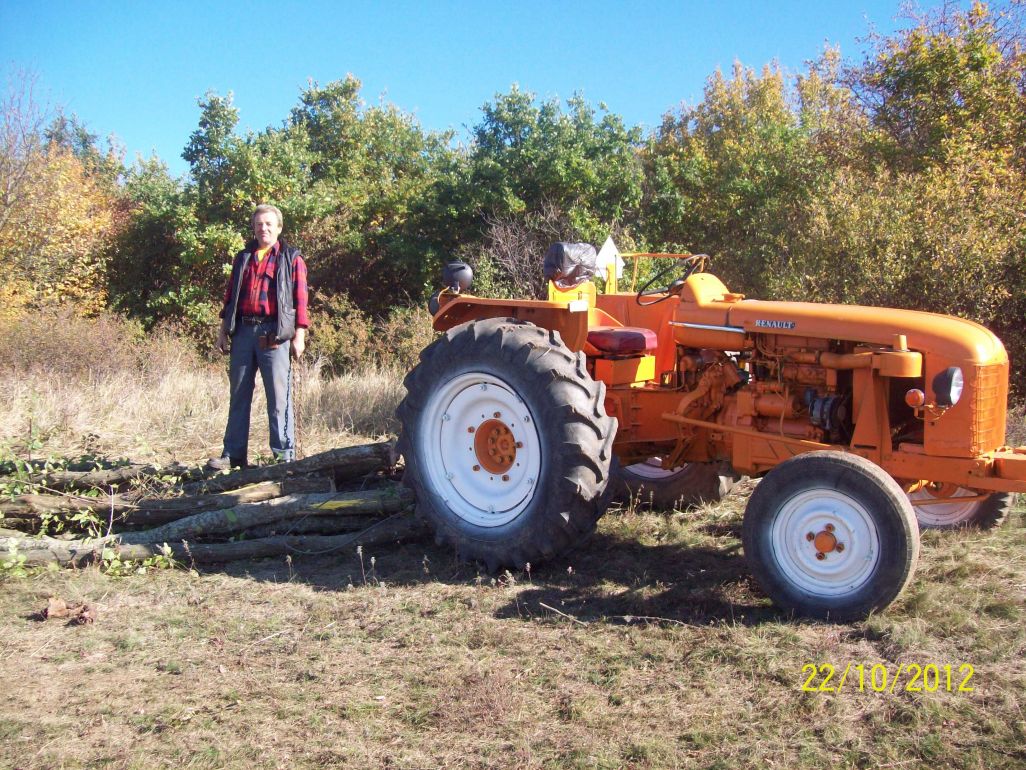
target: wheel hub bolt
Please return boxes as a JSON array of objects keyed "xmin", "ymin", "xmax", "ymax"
[
  {"xmin": 816, "ymin": 552, "xmax": 826, "ymax": 560},
  {"xmin": 835, "ymin": 543, "xmax": 845, "ymax": 552},
  {"xmin": 468, "ymin": 427, "xmax": 475, "ymax": 433},
  {"xmin": 494, "ymin": 412, "xmax": 501, "ymax": 418},
  {"xmin": 502, "ymin": 475, "xmax": 510, "ymax": 482},
  {"xmin": 825, "ymin": 523, "xmax": 835, "ymax": 532},
  {"xmin": 473, "ymin": 465, "xmax": 480, "ymax": 472},
  {"xmin": 805, "ymin": 532, "xmax": 815, "ymax": 541}
]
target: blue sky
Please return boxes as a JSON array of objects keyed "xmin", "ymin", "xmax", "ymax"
[{"xmin": 2, "ymin": 1, "xmax": 922, "ymax": 177}]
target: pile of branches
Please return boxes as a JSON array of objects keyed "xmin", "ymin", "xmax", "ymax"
[{"xmin": 0, "ymin": 442, "xmax": 426, "ymax": 568}]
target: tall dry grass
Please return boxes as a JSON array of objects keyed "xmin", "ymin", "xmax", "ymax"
[
  {"xmin": 3, "ymin": 308, "xmax": 1024, "ymax": 465},
  {"xmin": 0, "ymin": 310, "xmax": 405, "ymax": 464}
]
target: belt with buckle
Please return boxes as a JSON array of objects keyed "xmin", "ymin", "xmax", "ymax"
[{"xmin": 241, "ymin": 315, "xmax": 276, "ymax": 325}]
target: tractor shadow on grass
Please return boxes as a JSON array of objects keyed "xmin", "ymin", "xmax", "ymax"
[
  {"xmin": 221, "ymin": 516, "xmax": 780, "ymax": 627},
  {"xmin": 488, "ymin": 530, "xmax": 777, "ymax": 627}
]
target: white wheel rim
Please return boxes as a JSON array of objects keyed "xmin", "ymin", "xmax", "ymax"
[
  {"xmin": 769, "ymin": 488, "xmax": 881, "ymax": 598},
  {"xmin": 909, "ymin": 486, "xmax": 982, "ymax": 527},
  {"xmin": 419, "ymin": 371, "xmax": 542, "ymax": 528},
  {"xmin": 624, "ymin": 457, "xmax": 687, "ymax": 480}
]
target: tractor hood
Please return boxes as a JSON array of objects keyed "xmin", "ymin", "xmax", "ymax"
[
  {"xmin": 676, "ymin": 273, "xmax": 1007, "ymax": 367},
  {"xmin": 729, "ymin": 300, "xmax": 1007, "ymax": 367}
]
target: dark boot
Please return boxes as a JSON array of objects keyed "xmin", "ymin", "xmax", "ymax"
[{"xmin": 206, "ymin": 456, "xmax": 246, "ymax": 471}]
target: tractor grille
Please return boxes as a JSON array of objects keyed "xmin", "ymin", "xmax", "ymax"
[{"xmin": 970, "ymin": 362, "xmax": 1007, "ymax": 453}]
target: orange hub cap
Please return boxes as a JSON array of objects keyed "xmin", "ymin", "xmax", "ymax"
[
  {"xmin": 813, "ymin": 530, "xmax": 838, "ymax": 554},
  {"xmin": 474, "ymin": 418, "xmax": 517, "ymax": 474}
]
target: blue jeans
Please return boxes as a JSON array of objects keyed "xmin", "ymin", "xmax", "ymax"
[{"xmin": 223, "ymin": 321, "xmax": 294, "ymax": 462}]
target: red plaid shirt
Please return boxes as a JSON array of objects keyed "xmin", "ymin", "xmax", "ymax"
[{"xmin": 221, "ymin": 240, "xmax": 309, "ymax": 327}]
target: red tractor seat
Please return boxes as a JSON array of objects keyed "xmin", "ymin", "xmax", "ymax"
[{"xmin": 587, "ymin": 326, "xmax": 658, "ymax": 355}]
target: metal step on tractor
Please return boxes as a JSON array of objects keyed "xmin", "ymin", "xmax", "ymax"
[{"xmin": 396, "ymin": 241, "xmax": 1026, "ymax": 621}]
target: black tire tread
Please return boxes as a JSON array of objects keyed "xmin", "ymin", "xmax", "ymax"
[
  {"xmin": 397, "ymin": 317, "xmax": 616, "ymax": 570},
  {"xmin": 616, "ymin": 460, "xmax": 739, "ymax": 510},
  {"xmin": 914, "ymin": 491, "xmax": 1016, "ymax": 531},
  {"xmin": 741, "ymin": 450, "xmax": 920, "ymax": 622},
  {"xmin": 976, "ymin": 493, "xmax": 1016, "ymax": 529}
]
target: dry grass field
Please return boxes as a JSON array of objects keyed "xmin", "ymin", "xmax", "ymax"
[
  {"xmin": 2, "ymin": 491, "xmax": 1023, "ymax": 769},
  {"xmin": 2, "ymin": 316, "xmax": 1025, "ymax": 769}
]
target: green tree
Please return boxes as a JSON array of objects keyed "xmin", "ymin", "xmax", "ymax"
[
  {"xmin": 466, "ymin": 86, "xmax": 644, "ymax": 241},
  {"xmin": 642, "ymin": 62, "xmax": 829, "ymax": 295},
  {"xmin": 45, "ymin": 112, "xmax": 124, "ymax": 192},
  {"xmin": 287, "ymin": 76, "xmax": 458, "ymax": 310},
  {"xmin": 853, "ymin": 1, "xmax": 1025, "ymax": 172}
]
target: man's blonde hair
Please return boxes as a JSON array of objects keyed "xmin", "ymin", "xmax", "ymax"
[{"xmin": 251, "ymin": 203, "xmax": 283, "ymax": 228}]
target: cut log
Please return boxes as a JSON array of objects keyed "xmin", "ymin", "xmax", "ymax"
[
  {"xmin": 0, "ymin": 533, "xmax": 75, "ymax": 551},
  {"xmin": 27, "ymin": 462, "xmax": 216, "ymax": 493},
  {"xmin": 184, "ymin": 442, "xmax": 395, "ymax": 495},
  {"xmin": 0, "ymin": 476, "xmax": 335, "ymax": 527},
  {"xmin": 1, "ymin": 487, "xmax": 415, "ymax": 555},
  {"xmin": 0, "ymin": 516, "xmax": 41, "ymax": 532},
  {"xmin": 118, "ymin": 486, "xmax": 413, "ymax": 546},
  {"xmin": 240, "ymin": 514, "xmax": 382, "ymax": 539},
  {"xmin": 12, "ymin": 514, "xmax": 429, "ymax": 567},
  {"xmin": 1, "ymin": 493, "xmax": 127, "ymax": 519},
  {"xmin": 127, "ymin": 476, "xmax": 335, "ymax": 526},
  {"xmin": 0, "ymin": 457, "xmax": 129, "ymax": 476}
]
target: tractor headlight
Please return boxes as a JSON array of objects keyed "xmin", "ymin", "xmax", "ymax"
[{"xmin": 932, "ymin": 366, "xmax": 964, "ymax": 407}]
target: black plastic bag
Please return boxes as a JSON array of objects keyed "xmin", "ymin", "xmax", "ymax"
[{"xmin": 543, "ymin": 242, "xmax": 597, "ymax": 289}]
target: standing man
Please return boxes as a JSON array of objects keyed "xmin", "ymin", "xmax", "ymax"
[{"xmin": 209, "ymin": 204, "xmax": 309, "ymax": 470}]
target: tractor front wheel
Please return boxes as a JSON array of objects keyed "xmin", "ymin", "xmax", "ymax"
[
  {"xmin": 742, "ymin": 451, "xmax": 920, "ymax": 622},
  {"xmin": 397, "ymin": 317, "xmax": 617, "ymax": 571}
]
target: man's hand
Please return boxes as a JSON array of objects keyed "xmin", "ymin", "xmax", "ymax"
[
  {"xmin": 216, "ymin": 326, "xmax": 229, "ymax": 355},
  {"xmin": 291, "ymin": 328, "xmax": 306, "ymax": 359}
]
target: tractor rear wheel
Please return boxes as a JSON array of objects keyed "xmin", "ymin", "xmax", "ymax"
[
  {"xmin": 616, "ymin": 459, "xmax": 738, "ymax": 510},
  {"xmin": 742, "ymin": 451, "xmax": 920, "ymax": 622},
  {"xmin": 397, "ymin": 317, "xmax": 617, "ymax": 571},
  {"xmin": 909, "ymin": 485, "xmax": 1015, "ymax": 530}
]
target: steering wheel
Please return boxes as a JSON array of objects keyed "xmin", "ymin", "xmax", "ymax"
[{"xmin": 635, "ymin": 257, "xmax": 704, "ymax": 306}]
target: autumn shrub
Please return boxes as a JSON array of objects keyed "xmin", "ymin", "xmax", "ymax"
[
  {"xmin": 1, "ymin": 307, "xmax": 142, "ymax": 378},
  {"xmin": 306, "ymin": 293, "xmax": 375, "ymax": 375},
  {"xmin": 308, "ymin": 294, "xmax": 436, "ymax": 375},
  {"xmin": 374, "ymin": 305, "xmax": 437, "ymax": 371},
  {"xmin": 0, "ymin": 145, "xmax": 117, "ymax": 314},
  {"xmin": 0, "ymin": 306, "xmax": 214, "ymax": 381}
]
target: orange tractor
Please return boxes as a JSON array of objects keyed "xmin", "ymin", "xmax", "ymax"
[{"xmin": 397, "ymin": 243, "xmax": 1026, "ymax": 620}]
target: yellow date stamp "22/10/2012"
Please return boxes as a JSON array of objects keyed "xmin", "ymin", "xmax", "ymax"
[{"xmin": 801, "ymin": 663, "xmax": 975, "ymax": 694}]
